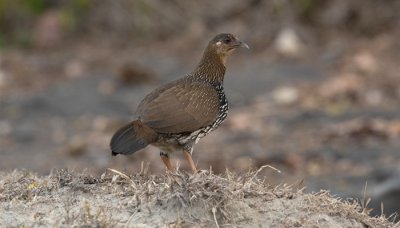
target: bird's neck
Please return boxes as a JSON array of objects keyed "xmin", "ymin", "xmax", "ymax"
[{"xmin": 190, "ymin": 48, "xmax": 226, "ymax": 85}]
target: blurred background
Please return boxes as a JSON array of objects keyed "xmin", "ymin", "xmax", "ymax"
[{"xmin": 0, "ymin": 0, "xmax": 399, "ymax": 219}]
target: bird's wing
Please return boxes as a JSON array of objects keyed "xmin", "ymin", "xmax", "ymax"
[{"xmin": 136, "ymin": 80, "xmax": 220, "ymax": 134}]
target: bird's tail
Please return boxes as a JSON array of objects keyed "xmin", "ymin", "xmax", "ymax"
[{"xmin": 110, "ymin": 120, "xmax": 158, "ymax": 156}]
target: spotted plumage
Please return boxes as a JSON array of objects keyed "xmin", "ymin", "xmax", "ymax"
[{"xmin": 110, "ymin": 33, "xmax": 248, "ymax": 173}]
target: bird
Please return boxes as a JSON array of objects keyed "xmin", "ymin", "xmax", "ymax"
[{"xmin": 110, "ymin": 33, "xmax": 249, "ymax": 173}]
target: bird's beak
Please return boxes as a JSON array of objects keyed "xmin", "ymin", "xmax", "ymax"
[
  {"xmin": 233, "ymin": 39, "xmax": 249, "ymax": 49},
  {"xmin": 239, "ymin": 41, "xmax": 249, "ymax": 49}
]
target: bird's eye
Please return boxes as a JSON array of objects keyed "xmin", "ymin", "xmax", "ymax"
[{"xmin": 223, "ymin": 37, "xmax": 231, "ymax": 44}]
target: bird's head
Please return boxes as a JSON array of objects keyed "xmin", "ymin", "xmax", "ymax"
[{"xmin": 206, "ymin": 33, "xmax": 249, "ymax": 65}]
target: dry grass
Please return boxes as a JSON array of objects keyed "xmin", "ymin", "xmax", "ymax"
[{"xmin": 0, "ymin": 167, "xmax": 398, "ymax": 227}]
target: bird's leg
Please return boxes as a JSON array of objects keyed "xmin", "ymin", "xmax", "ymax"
[
  {"xmin": 183, "ymin": 146, "xmax": 197, "ymax": 174},
  {"xmin": 160, "ymin": 152, "xmax": 174, "ymax": 171}
]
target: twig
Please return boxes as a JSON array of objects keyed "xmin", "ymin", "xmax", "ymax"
[
  {"xmin": 251, "ymin": 165, "xmax": 281, "ymax": 181},
  {"xmin": 244, "ymin": 165, "xmax": 281, "ymax": 188},
  {"xmin": 124, "ymin": 212, "xmax": 136, "ymax": 228},
  {"xmin": 361, "ymin": 181, "xmax": 371, "ymax": 214},
  {"xmin": 262, "ymin": 164, "xmax": 281, "ymax": 174},
  {"xmin": 212, "ymin": 207, "xmax": 220, "ymax": 228},
  {"xmin": 107, "ymin": 168, "xmax": 137, "ymax": 190}
]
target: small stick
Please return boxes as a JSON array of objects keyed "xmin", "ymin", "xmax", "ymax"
[
  {"xmin": 107, "ymin": 168, "xmax": 137, "ymax": 190},
  {"xmin": 212, "ymin": 207, "xmax": 220, "ymax": 228}
]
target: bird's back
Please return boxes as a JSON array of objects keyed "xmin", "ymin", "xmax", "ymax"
[{"xmin": 136, "ymin": 76, "xmax": 224, "ymax": 135}]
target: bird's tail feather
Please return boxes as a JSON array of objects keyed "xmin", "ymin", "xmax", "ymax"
[{"xmin": 110, "ymin": 120, "xmax": 157, "ymax": 156}]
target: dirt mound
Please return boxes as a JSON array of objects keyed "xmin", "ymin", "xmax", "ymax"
[{"xmin": 0, "ymin": 168, "xmax": 396, "ymax": 227}]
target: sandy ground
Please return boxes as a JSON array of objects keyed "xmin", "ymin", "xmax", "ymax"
[{"xmin": 0, "ymin": 169, "xmax": 397, "ymax": 227}]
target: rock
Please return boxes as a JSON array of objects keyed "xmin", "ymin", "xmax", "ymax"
[
  {"xmin": 274, "ymin": 28, "xmax": 304, "ymax": 57},
  {"xmin": 353, "ymin": 51, "xmax": 378, "ymax": 74},
  {"xmin": 272, "ymin": 86, "xmax": 299, "ymax": 105},
  {"xmin": 64, "ymin": 61, "xmax": 86, "ymax": 79}
]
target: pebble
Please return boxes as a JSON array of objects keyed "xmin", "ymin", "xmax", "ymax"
[
  {"xmin": 275, "ymin": 28, "xmax": 304, "ymax": 57},
  {"xmin": 272, "ymin": 86, "xmax": 299, "ymax": 105}
]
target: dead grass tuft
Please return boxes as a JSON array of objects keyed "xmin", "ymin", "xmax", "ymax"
[{"xmin": 0, "ymin": 170, "xmax": 53, "ymax": 202}]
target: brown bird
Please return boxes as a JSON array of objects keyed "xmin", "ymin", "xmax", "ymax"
[{"xmin": 110, "ymin": 33, "xmax": 248, "ymax": 173}]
